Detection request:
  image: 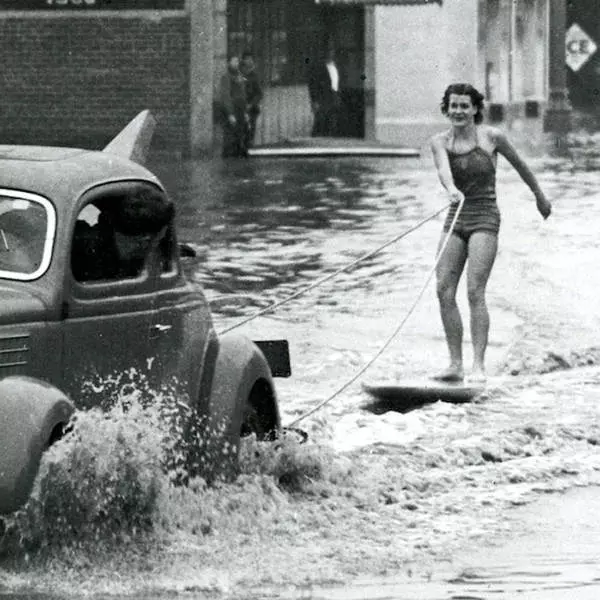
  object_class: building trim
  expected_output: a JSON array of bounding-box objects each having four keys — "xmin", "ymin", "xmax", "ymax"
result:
[{"xmin": 0, "ymin": 10, "xmax": 186, "ymax": 19}]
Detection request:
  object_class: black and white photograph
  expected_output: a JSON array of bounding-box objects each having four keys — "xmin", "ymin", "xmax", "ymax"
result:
[{"xmin": 1, "ymin": 1, "xmax": 600, "ymax": 599}]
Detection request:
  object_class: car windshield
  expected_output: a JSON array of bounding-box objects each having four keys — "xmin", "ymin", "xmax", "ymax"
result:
[{"xmin": 0, "ymin": 193, "xmax": 55, "ymax": 280}]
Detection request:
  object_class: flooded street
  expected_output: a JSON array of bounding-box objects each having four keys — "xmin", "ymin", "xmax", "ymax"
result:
[{"xmin": 2, "ymin": 150, "xmax": 600, "ymax": 598}]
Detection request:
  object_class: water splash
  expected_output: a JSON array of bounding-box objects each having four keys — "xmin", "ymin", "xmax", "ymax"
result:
[{"xmin": 0, "ymin": 385, "xmax": 342, "ymax": 562}]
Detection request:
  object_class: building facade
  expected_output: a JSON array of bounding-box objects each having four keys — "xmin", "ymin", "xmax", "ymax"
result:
[
  {"xmin": 216, "ymin": 0, "xmax": 571, "ymax": 153},
  {"xmin": 0, "ymin": 0, "xmax": 570, "ymax": 156},
  {"xmin": 223, "ymin": 0, "xmax": 374, "ymax": 146},
  {"xmin": 373, "ymin": 0, "xmax": 478, "ymax": 149}
]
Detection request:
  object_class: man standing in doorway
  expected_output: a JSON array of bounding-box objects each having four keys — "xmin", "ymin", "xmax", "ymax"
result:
[
  {"xmin": 217, "ymin": 55, "xmax": 249, "ymax": 158},
  {"xmin": 240, "ymin": 50, "xmax": 263, "ymax": 149},
  {"xmin": 308, "ymin": 41, "xmax": 342, "ymax": 137}
]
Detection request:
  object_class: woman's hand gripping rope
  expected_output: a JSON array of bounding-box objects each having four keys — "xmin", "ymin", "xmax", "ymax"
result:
[{"xmin": 448, "ymin": 186, "xmax": 465, "ymax": 206}]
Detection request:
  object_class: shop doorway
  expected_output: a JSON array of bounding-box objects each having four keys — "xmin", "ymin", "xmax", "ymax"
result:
[{"xmin": 322, "ymin": 5, "xmax": 366, "ymax": 138}]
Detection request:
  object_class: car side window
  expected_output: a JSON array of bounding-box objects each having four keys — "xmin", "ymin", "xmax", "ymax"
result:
[
  {"xmin": 71, "ymin": 187, "xmax": 174, "ymax": 283},
  {"xmin": 0, "ymin": 198, "xmax": 48, "ymax": 275}
]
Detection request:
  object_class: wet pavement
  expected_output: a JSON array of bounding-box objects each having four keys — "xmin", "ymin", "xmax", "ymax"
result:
[
  {"xmin": 249, "ymin": 485, "xmax": 600, "ymax": 599},
  {"xmin": 2, "ymin": 146, "xmax": 600, "ymax": 598}
]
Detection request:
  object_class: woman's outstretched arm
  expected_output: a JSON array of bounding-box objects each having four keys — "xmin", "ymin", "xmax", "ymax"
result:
[{"xmin": 493, "ymin": 129, "xmax": 552, "ymax": 219}]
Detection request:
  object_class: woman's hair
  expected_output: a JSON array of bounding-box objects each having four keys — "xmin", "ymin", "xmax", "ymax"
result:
[{"xmin": 440, "ymin": 83, "xmax": 485, "ymax": 124}]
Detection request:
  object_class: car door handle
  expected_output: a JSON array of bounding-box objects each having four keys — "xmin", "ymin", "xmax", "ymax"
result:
[{"xmin": 152, "ymin": 324, "xmax": 172, "ymax": 333}]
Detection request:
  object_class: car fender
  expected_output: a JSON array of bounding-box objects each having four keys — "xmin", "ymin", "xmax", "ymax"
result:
[
  {"xmin": 196, "ymin": 333, "xmax": 280, "ymax": 478},
  {"xmin": 209, "ymin": 332, "xmax": 280, "ymax": 436},
  {"xmin": 0, "ymin": 376, "xmax": 74, "ymax": 515}
]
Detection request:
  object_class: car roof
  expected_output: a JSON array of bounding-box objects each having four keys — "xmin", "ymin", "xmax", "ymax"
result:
[{"xmin": 0, "ymin": 145, "xmax": 163, "ymax": 207}]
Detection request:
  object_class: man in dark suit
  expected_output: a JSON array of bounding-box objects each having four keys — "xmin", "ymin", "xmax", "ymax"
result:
[
  {"xmin": 308, "ymin": 44, "xmax": 342, "ymax": 137},
  {"xmin": 240, "ymin": 50, "xmax": 263, "ymax": 149},
  {"xmin": 217, "ymin": 55, "xmax": 249, "ymax": 158}
]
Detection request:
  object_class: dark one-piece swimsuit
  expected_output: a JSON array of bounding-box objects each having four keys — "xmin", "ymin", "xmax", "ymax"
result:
[{"xmin": 443, "ymin": 134, "xmax": 501, "ymax": 242}]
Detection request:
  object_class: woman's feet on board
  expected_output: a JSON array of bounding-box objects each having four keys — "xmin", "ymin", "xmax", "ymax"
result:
[
  {"xmin": 466, "ymin": 366, "xmax": 487, "ymax": 386},
  {"xmin": 432, "ymin": 365, "xmax": 464, "ymax": 383}
]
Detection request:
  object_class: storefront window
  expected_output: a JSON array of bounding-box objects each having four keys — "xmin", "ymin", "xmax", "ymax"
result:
[{"xmin": 227, "ymin": 0, "xmax": 322, "ymax": 86}]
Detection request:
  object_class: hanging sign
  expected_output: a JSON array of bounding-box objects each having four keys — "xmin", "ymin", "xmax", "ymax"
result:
[
  {"xmin": 0, "ymin": 0, "xmax": 185, "ymax": 9},
  {"xmin": 566, "ymin": 23, "xmax": 597, "ymax": 72}
]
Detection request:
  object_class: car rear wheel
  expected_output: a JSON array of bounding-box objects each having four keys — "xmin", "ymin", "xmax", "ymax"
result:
[{"xmin": 240, "ymin": 379, "xmax": 278, "ymax": 441}]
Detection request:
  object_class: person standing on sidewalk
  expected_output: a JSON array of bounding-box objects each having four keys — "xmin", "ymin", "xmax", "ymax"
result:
[
  {"xmin": 240, "ymin": 50, "xmax": 263, "ymax": 149},
  {"xmin": 430, "ymin": 82, "xmax": 552, "ymax": 384},
  {"xmin": 217, "ymin": 55, "xmax": 249, "ymax": 158}
]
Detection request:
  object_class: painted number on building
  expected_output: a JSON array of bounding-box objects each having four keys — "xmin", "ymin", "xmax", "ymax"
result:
[
  {"xmin": 566, "ymin": 23, "xmax": 597, "ymax": 72},
  {"xmin": 0, "ymin": 0, "xmax": 185, "ymax": 8}
]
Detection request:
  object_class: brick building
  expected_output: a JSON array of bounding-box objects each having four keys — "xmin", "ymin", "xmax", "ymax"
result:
[{"xmin": 1, "ymin": 1, "xmax": 191, "ymax": 152}]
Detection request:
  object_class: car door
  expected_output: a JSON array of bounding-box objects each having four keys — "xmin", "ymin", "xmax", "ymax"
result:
[
  {"xmin": 145, "ymin": 224, "xmax": 214, "ymax": 404},
  {"xmin": 63, "ymin": 279, "xmax": 155, "ymax": 410},
  {"xmin": 62, "ymin": 183, "xmax": 168, "ymax": 409}
]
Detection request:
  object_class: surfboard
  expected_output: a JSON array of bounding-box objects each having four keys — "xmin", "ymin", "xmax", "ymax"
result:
[{"xmin": 362, "ymin": 379, "xmax": 485, "ymax": 405}]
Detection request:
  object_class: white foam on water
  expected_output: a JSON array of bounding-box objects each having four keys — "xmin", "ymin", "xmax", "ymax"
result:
[{"xmin": 330, "ymin": 409, "xmax": 426, "ymax": 452}]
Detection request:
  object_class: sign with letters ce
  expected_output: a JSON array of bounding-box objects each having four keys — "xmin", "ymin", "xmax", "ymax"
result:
[
  {"xmin": 0, "ymin": 0, "xmax": 185, "ymax": 9},
  {"xmin": 566, "ymin": 23, "xmax": 597, "ymax": 72}
]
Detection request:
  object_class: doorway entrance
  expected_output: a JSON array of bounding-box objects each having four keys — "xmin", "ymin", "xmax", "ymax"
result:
[
  {"xmin": 226, "ymin": 0, "xmax": 366, "ymax": 143},
  {"xmin": 322, "ymin": 5, "xmax": 366, "ymax": 138}
]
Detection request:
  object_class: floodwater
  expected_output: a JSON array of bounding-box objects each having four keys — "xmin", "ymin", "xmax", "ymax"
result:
[{"xmin": 2, "ymin": 142, "xmax": 600, "ymax": 599}]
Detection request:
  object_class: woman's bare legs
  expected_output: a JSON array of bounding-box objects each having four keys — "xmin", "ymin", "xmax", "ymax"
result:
[
  {"xmin": 435, "ymin": 232, "xmax": 468, "ymax": 380},
  {"xmin": 466, "ymin": 231, "xmax": 498, "ymax": 381}
]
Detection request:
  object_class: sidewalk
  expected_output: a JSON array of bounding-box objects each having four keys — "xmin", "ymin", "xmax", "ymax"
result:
[{"xmin": 248, "ymin": 136, "xmax": 420, "ymax": 158}]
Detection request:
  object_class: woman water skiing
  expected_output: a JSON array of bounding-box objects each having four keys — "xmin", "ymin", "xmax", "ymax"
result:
[{"xmin": 431, "ymin": 83, "xmax": 552, "ymax": 384}]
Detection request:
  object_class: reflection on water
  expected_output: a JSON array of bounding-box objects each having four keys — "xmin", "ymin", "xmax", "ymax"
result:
[{"xmin": 151, "ymin": 156, "xmax": 433, "ymax": 321}]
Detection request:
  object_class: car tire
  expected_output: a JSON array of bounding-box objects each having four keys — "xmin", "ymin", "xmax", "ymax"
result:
[{"xmin": 241, "ymin": 378, "xmax": 278, "ymax": 440}]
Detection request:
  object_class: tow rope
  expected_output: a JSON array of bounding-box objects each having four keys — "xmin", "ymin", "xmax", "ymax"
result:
[{"xmin": 288, "ymin": 197, "xmax": 464, "ymax": 428}]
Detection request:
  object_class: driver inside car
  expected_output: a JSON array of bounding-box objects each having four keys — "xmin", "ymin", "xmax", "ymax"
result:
[{"xmin": 72, "ymin": 188, "xmax": 174, "ymax": 282}]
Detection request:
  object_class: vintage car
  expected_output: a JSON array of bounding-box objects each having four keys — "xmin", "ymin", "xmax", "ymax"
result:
[{"xmin": 0, "ymin": 111, "xmax": 290, "ymax": 516}]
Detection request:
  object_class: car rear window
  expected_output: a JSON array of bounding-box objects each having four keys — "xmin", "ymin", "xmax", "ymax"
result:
[{"xmin": 0, "ymin": 191, "xmax": 55, "ymax": 281}]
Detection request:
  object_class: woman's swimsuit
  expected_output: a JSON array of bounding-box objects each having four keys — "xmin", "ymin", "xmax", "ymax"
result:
[{"xmin": 443, "ymin": 134, "xmax": 501, "ymax": 242}]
